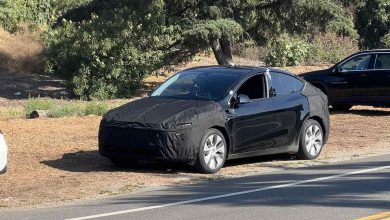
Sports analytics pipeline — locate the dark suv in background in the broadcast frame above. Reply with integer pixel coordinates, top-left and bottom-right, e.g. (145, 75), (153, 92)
(301, 50), (390, 111)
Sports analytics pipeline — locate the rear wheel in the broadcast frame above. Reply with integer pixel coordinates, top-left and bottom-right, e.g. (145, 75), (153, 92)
(196, 129), (227, 174)
(332, 104), (352, 111)
(297, 119), (324, 160)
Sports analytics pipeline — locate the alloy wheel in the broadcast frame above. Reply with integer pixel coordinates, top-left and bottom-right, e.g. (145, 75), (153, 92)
(203, 134), (225, 170)
(305, 124), (323, 157)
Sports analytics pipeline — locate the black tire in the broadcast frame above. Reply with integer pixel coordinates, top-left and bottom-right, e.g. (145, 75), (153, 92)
(108, 157), (138, 167)
(331, 105), (352, 111)
(297, 119), (324, 160)
(195, 128), (227, 174)
(0, 165), (7, 174)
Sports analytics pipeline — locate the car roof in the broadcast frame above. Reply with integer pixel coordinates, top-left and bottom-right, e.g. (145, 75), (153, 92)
(335, 49), (390, 65)
(181, 65), (295, 77)
(355, 49), (390, 54)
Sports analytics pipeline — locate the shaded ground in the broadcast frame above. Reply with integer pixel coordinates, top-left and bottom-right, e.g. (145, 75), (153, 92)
(0, 71), (66, 100)
(0, 106), (388, 210)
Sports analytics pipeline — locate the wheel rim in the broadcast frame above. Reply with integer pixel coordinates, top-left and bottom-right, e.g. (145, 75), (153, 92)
(203, 134), (225, 170)
(305, 124), (323, 157)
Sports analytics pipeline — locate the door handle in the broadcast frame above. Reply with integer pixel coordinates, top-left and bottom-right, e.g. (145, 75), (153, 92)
(360, 73), (367, 77)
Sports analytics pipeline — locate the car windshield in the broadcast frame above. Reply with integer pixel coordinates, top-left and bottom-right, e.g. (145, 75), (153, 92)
(151, 68), (246, 101)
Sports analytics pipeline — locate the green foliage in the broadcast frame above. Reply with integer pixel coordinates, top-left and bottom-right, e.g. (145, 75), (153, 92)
(380, 33), (390, 48)
(44, 1), (180, 99)
(306, 33), (359, 64)
(0, 0), (90, 32)
(24, 98), (111, 118)
(25, 98), (56, 114)
(85, 102), (109, 116)
(0, 0), (50, 32)
(1, 0), (369, 98)
(266, 35), (309, 67)
(48, 104), (85, 118)
(246, 0), (357, 45)
(184, 19), (243, 45)
(356, 0), (390, 49)
(266, 32), (359, 66)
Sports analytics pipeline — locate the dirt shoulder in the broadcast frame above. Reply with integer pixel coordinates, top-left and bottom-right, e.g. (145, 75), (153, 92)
(0, 106), (389, 210)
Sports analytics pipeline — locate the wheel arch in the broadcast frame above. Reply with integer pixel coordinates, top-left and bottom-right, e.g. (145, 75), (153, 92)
(210, 126), (231, 155)
(310, 82), (328, 95)
(307, 115), (328, 144)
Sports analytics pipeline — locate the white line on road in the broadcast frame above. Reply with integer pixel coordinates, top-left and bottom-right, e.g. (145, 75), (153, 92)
(66, 165), (390, 220)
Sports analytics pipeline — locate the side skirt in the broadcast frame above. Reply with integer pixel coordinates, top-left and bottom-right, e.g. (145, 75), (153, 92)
(227, 145), (298, 160)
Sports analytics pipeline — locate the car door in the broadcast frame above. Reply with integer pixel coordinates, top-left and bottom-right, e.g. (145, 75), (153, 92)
(226, 74), (277, 154)
(331, 53), (375, 104)
(369, 53), (390, 105)
(270, 72), (308, 148)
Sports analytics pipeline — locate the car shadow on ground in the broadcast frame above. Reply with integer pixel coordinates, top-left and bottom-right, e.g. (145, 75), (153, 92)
(41, 150), (295, 174)
(330, 108), (390, 116)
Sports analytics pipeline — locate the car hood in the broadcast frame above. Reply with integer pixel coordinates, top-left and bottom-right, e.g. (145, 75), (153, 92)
(101, 97), (223, 130)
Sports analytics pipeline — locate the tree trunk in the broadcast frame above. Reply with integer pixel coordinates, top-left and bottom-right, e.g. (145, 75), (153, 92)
(210, 38), (234, 65)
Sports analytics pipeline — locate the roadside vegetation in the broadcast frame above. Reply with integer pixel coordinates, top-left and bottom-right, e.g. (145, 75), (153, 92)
(0, 0), (389, 210)
(0, 98), (129, 120)
(0, 0), (389, 100)
(25, 98), (111, 118)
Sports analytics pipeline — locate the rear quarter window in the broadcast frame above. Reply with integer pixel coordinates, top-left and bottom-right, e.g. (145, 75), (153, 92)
(271, 72), (304, 96)
(375, 53), (390, 69)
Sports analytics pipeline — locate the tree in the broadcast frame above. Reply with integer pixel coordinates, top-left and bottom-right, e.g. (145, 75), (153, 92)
(164, 0), (356, 65)
(46, 0), (357, 99)
(356, 0), (390, 49)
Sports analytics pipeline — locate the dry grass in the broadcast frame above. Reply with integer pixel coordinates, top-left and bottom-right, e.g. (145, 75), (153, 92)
(0, 28), (43, 73)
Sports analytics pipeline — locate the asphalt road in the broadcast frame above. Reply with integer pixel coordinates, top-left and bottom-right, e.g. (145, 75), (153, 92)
(2, 154), (390, 220)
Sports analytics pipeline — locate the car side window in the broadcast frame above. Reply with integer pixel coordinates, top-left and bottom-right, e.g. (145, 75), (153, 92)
(375, 53), (390, 69)
(237, 74), (266, 100)
(270, 72), (303, 97)
(339, 54), (372, 72)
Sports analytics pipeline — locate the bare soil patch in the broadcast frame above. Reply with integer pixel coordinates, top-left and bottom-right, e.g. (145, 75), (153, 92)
(0, 106), (389, 210)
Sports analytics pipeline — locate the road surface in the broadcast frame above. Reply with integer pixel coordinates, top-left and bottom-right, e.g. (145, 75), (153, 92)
(2, 154), (390, 220)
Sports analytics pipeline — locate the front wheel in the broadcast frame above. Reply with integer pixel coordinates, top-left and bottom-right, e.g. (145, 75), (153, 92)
(297, 119), (324, 160)
(195, 129), (227, 174)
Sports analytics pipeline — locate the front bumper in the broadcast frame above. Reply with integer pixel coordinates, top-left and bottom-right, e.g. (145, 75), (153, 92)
(98, 123), (199, 164)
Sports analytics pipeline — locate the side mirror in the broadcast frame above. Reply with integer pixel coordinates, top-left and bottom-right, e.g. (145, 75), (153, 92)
(333, 66), (340, 73)
(239, 94), (250, 104)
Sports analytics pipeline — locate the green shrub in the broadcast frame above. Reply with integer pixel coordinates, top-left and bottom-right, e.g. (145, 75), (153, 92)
(48, 104), (85, 118)
(0, 0), (51, 32)
(266, 35), (309, 67)
(44, 1), (180, 100)
(85, 102), (109, 116)
(25, 98), (56, 114)
(306, 32), (358, 64)
(380, 33), (390, 48)
(24, 98), (111, 118)
(0, 0), (90, 32)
